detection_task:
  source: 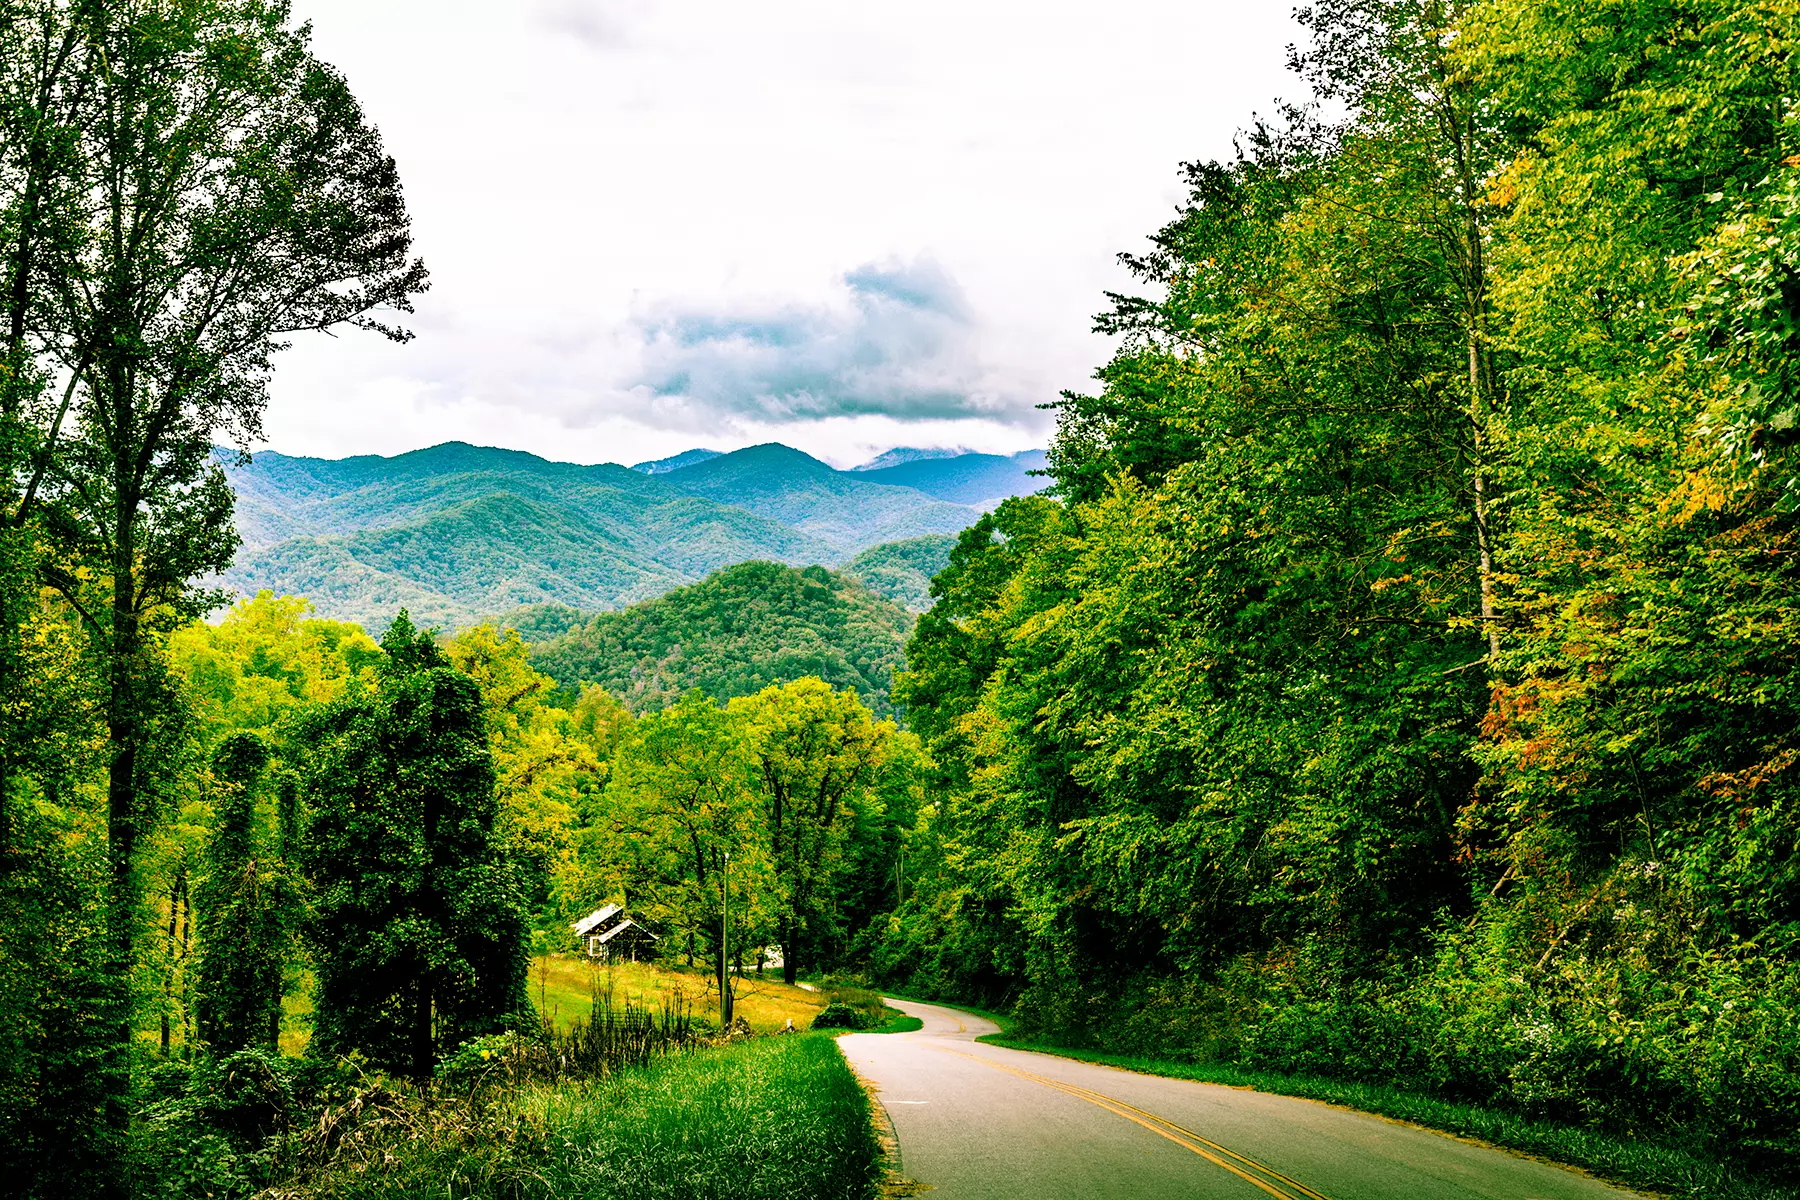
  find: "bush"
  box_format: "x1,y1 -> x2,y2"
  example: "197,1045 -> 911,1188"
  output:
810,1003 -> 870,1031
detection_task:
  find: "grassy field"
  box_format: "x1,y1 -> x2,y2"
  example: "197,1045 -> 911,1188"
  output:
977,1034 -> 1792,1200
529,955 -> 828,1034
281,1032 -> 882,1200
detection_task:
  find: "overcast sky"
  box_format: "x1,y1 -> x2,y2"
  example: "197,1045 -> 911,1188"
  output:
273,1 -> 1303,468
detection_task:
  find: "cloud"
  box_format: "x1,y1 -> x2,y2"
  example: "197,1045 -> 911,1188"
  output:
630,258 -> 1012,425
536,0 -> 642,49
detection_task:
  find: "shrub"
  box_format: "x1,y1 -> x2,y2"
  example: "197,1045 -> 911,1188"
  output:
810,1003 -> 870,1031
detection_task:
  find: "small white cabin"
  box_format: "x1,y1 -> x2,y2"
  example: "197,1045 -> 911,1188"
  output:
571,905 -> 660,962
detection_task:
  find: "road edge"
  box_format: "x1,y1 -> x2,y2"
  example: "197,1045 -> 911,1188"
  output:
838,1033 -> 933,1197
973,1033 -> 1687,1200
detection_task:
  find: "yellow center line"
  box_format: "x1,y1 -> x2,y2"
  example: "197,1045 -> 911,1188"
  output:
930,1044 -> 1333,1200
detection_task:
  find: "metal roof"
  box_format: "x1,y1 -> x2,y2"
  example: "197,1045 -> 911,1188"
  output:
570,903 -> 623,936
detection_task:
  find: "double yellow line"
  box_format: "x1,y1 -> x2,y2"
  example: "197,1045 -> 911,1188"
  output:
932,1046 -> 1332,1200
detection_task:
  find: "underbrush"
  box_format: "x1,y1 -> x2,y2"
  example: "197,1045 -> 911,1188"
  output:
261,1034 -> 879,1200
130,986 -> 879,1200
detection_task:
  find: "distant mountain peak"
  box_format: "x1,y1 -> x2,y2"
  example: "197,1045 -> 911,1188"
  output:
631,448 -> 723,475
852,446 -> 972,471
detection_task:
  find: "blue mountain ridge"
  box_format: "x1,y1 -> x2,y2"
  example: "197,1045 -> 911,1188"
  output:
215,440 -> 1044,631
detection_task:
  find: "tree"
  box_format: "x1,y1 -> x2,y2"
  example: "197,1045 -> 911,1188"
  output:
446,622 -> 601,922
191,731 -> 296,1054
730,679 -> 894,985
302,613 -> 525,1077
0,0 -> 426,1132
603,691 -> 764,1023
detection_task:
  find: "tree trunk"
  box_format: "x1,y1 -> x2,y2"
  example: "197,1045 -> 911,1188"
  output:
103,550 -> 140,1169
414,978 -> 433,1079
1470,327 -> 1501,664
781,918 -> 798,986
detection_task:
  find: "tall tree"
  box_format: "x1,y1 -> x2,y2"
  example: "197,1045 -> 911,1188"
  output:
303,614 -> 525,1077
2,0 -> 424,1138
604,691 -> 763,1023
0,0 -> 94,869
730,679 -> 894,985
192,731 -> 296,1054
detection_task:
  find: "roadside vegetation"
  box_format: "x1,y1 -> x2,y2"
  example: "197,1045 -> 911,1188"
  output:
978,1033 -> 1778,1200
259,1033 -> 880,1200
868,3 -> 1800,1196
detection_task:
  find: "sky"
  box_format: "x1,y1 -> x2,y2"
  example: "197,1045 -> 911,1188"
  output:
273,1 -> 1304,469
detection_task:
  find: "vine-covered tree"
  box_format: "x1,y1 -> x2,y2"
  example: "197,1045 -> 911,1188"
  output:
302,614 -> 526,1077
192,732 -> 298,1054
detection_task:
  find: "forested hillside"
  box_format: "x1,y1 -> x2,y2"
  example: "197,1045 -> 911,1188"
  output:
842,534 -> 956,612
220,442 -> 1030,627
527,561 -> 913,714
874,0 -> 1800,1188
646,443 -> 984,553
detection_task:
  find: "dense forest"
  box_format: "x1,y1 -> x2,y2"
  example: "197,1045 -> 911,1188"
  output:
0,4 -> 912,1194
842,533 -> 956,612
874,0 -> 1800,1179
5,0 -> 1800,1197
525,561 -> 915,714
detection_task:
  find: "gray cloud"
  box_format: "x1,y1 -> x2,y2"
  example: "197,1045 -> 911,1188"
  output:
631,259 -> 1010,424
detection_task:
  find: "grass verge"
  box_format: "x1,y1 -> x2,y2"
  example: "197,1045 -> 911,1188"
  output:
976,1034 -> 1793,1200
528,955 -> 826,1034
272,1033 -> 881,1200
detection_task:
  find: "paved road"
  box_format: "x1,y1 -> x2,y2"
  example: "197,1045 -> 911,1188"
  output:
839,1000 -> 1648,1200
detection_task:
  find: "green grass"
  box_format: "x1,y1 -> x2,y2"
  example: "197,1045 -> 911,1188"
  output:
525,1033 -> 881,1199
865,1013 -> 923,1034
977,1034 -> 1795,1200
283,1032 -> 880,1199
527,955 -> 828,1034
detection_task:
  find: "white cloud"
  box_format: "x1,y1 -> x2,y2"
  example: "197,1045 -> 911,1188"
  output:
269,0 -> 1303,465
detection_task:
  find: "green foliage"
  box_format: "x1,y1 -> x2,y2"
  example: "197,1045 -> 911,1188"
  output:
874,0 -> 1800,1184
447,623 -> 613,924
0,795 -> 119,1199
265,1034 -> 881,1200
842,533 -> 955,612
809,1001 -> 869,1030
730,678 -> 908,982
302,612 -> 529,1076
192,733 -> 302,1055
530,561 -> 913,716
599,691 -> 763,1020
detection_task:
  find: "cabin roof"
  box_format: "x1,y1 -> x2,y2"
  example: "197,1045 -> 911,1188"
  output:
571,904 -> 623,936
595,918 -> 659,944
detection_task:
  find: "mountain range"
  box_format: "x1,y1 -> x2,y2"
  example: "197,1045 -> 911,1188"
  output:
219,442 -> 1042,631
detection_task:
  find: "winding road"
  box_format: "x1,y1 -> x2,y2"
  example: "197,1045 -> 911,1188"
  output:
839,1000 -> 1647,1200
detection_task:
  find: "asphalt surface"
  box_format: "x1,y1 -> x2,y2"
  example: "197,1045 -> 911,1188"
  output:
839,999 -> 1649,1200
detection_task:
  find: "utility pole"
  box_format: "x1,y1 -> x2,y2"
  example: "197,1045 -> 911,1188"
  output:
720,849 -> 733,1027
